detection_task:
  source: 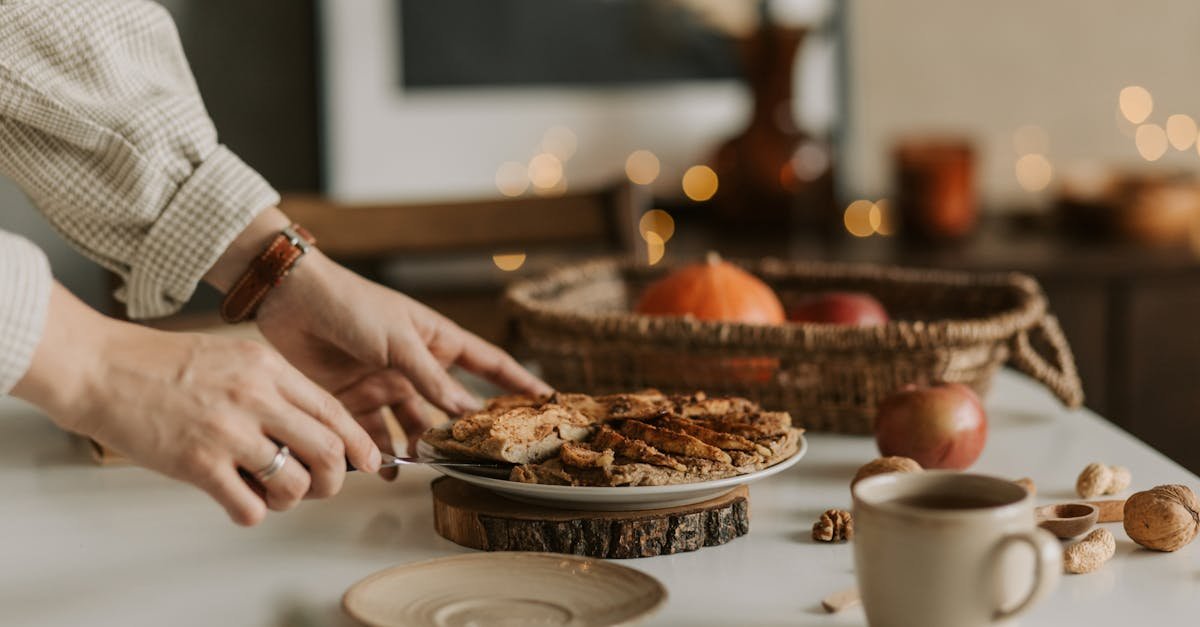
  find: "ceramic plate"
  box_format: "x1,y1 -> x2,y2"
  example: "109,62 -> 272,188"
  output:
418,435 -> 807,511
343,552 -> 666,627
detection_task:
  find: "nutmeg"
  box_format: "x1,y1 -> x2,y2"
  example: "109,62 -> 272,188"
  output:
1123,484 -> 1200,552
851,456 -> 923,490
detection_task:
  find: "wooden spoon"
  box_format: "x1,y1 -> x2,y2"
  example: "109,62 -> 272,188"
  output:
1035,502 -> 1098,538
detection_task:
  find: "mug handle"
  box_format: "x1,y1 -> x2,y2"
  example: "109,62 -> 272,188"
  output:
991,528 -> 1061,622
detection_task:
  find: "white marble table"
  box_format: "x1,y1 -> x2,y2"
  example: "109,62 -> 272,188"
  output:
1,369 -> 1197,626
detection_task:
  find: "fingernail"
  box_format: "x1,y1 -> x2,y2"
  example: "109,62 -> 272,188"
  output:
368,446 -> 383,472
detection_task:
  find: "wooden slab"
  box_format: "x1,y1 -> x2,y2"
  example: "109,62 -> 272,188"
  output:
431,477 -> 750,559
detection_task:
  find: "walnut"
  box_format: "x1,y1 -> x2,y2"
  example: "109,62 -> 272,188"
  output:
812,509 -> 854,543
851,456 -> 923,490
1064,528 -> 1116,574
1123,484 -> 1200,552
1076,463 -> 1132,498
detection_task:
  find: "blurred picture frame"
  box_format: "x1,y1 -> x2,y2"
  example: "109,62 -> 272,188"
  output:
317,0 -> 751,202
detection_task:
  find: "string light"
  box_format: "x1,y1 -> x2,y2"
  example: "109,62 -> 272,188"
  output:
492,253 -> 526,272
682,165 -> 719,201
528,153 -> 563,189
1166,114 -> 1197,150
624,150 -> 660,185
495,161 -> 529,197
1119,86 -> 1153,124
1015,154 -> 1054,192
644,231 -> 666,265
540,126 -> 578,161
1135,123 -> 1168,161
870,200 -> 894,236
843,200 -> 875,237
638,209 -> 675,243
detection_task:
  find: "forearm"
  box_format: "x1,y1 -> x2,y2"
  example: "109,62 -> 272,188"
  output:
202,206 -> 292,293
10,283 -> 114,430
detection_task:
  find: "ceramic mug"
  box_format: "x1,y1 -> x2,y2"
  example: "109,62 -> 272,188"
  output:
852,472 -> 1060,627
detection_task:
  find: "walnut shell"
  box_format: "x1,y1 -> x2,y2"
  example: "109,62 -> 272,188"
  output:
851,456 -> 923,490
1123,484 -> 1200,552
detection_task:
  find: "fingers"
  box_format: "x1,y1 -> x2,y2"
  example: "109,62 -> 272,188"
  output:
260,403 -> 348,499
391,394 -> 435,456
453,330 -> 554,396
356,407 -> 399,481
276,362 -> 381,473
394,331 -> 481,415
195,466 -> 267,527
240,438 -> 312,512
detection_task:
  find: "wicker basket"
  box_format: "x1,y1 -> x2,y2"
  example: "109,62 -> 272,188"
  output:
504,257 -> 1084,434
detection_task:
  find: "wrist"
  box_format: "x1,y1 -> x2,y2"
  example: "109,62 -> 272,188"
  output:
203,206 -> 292,293
10,285 -> 119,432
254,247 -> 339,327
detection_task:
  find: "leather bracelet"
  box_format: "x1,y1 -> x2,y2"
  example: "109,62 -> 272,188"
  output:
219,224 -> 316,323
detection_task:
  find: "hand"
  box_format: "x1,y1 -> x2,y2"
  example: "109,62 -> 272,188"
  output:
254,250 -> 553,462
12,285 -> 382,526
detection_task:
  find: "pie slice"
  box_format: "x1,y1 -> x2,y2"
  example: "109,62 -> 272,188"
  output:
422,405 -> 594,463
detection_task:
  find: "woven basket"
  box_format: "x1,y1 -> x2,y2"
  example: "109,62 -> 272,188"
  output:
503,257 -> 1084,434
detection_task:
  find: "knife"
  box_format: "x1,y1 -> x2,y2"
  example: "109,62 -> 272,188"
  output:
346,454 -> 513,475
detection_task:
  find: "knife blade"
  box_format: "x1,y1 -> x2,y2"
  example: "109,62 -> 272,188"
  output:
346,454 -> 513,474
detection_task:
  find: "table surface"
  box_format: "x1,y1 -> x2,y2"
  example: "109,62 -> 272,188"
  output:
2,369 -> 1197,627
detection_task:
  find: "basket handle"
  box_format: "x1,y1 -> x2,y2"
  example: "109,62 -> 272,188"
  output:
1009,314 -> 1085,408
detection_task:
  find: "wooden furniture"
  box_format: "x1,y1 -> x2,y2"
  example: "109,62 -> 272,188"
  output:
280,184 -> 646,261
431,478 -> 749,559
3,370 -> 1198,625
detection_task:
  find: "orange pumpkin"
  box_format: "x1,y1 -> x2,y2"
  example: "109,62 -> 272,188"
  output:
635,252 -> 785,323
635,253 -> 784,386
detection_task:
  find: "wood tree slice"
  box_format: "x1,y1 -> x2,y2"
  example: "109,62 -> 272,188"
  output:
431,477 -> 750,559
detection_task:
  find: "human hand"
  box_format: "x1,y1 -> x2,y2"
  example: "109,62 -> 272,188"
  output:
254,251 -> 553,463
12,285 -> 382,525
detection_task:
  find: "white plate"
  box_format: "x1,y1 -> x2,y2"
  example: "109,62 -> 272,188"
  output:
418,435 -> 807,511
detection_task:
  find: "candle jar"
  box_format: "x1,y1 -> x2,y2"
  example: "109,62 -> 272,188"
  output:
893,139 -> 977,242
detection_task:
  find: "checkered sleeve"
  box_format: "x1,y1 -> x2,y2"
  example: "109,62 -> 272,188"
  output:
0,0 -> 280,318
0,230 -> 52,395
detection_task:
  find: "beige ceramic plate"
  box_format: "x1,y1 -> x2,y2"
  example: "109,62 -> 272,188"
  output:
343,552 -> 667,627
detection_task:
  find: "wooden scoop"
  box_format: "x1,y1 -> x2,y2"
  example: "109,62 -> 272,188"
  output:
1035,502 -> 1098,538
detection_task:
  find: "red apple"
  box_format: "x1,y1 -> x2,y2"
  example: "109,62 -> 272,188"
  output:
873,383 -> 987,470
787,292 -> 889,326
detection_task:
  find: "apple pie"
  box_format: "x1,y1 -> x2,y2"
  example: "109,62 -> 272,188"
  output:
421,390 -> 802,486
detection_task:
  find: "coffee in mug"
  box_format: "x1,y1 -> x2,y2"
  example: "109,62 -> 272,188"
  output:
852,472 -> 1060,627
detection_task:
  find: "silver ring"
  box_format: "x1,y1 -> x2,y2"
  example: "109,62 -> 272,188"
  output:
254,445 -> 290,483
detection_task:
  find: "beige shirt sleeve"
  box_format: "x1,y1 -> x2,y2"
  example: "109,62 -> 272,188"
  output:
0,230 -> 52,394
0,0 -> 280,319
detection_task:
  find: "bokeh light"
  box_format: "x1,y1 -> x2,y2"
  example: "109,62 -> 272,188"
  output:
540,126 -> 578,161
1119,86 -> 1154,124
791,142 -> 830,182
492,253 -> 526,272
682,165 -> 719,201
1015,154 -> 1054,192
638,209 -> 675,243
1166,114 -> 1198,150
528,153 -> 563,189
870,199 -> 894,236
644,231 -> 666,265
624,150 -> 661,185
1135,123 -> 1168,161
1013,125 -> 1049,155
495,161 -> 530,197
843,200 -> 875,237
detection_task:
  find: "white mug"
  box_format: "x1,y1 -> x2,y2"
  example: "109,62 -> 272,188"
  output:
852,472 -> 1060,627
